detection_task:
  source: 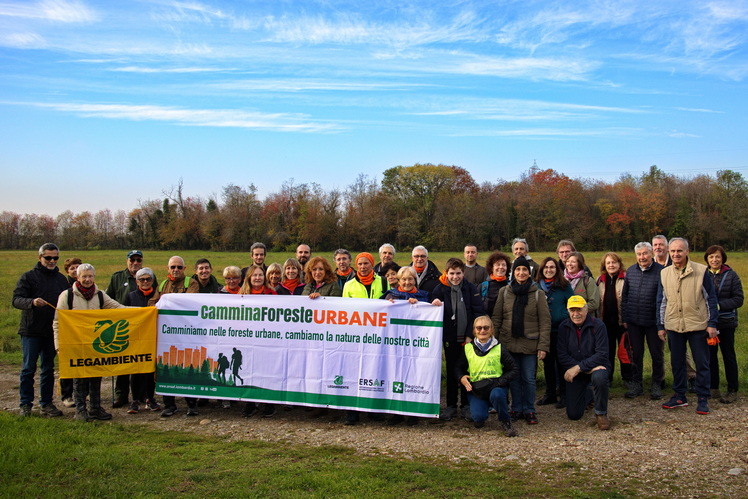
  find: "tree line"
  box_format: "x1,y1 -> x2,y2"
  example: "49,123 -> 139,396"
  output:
2,165 -> 747,253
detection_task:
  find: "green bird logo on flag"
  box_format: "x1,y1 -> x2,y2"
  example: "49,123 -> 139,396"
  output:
92,319 -> 130,354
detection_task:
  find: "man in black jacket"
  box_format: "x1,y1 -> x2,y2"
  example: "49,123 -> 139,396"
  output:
557,295 -> 611,430
13,243 -> 69,417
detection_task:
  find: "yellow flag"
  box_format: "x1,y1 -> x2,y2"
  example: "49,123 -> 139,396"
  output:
58,307 -> 157,379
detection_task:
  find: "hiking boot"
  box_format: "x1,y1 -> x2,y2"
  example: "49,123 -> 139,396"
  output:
344,411 -> 359,426
662,395 -> 688,409
554,396 -> 566,409
650,382 -> 663,400
61,397 -> 75,408
111,398 -> 128,409
461,406 -> 473,422
439,406 -> 457,421
500,419 -> 518,437
720,390 -> 738,404
89,407 -> 112,420
406,416 -> 419,426
696,396 -> 710,415
262,404 -> 276,418
186,407 -> 198,416
473,420 -> 485,429
624,383 -> 643,399
127,402 -> 139,414
710,389 -> 722,400
145,399 -> 161,411
525,412 -> 538,425
387,415 -> 405,426
160,405 -> 178,417
40,403 -> 63,417
74,410 -> 91,422
596,413 -> 611,430
20,404 -> 32,417
537,393 -> 557,405
242,403 -> 258,418
509,410 -> 524,421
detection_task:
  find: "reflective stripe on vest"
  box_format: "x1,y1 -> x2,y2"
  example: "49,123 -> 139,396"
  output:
464,343 -> 503,382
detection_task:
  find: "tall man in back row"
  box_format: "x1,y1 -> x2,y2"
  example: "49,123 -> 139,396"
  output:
657,237 -> 718,415
13,243 -> 69,417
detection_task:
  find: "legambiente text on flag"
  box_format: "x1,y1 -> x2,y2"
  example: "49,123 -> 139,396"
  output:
155,294 -> 444,417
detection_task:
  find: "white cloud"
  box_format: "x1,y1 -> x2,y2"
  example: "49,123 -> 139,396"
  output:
0,32 -> 44,47
24,102 -> 342,133
0,0 -> 96,22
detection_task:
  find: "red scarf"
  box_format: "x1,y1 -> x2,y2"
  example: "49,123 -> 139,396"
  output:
282,278 -> 300,293
491,275 -> 507,282
140,287 -> 154,297
397,286 -> 417,294
75,281 -> 96,301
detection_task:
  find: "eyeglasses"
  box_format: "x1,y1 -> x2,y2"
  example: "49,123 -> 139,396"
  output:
137,277 -> 153,282
169,266 -> 184,270
42,256 -> 59,261
129,257 -> 143,263
225,277 -> 240,281
475,326 -> 491,331
413,255 -> 427,259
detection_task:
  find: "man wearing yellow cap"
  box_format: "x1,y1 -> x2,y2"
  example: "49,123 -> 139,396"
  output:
557,295 -> 611,430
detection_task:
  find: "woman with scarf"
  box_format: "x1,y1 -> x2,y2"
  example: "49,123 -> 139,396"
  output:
431,258 -> 486,422
536,257 -> 575,408
491,256 -> 551,424
220,266 -> 242,294
479,251 -> 511,314
704,245 -> 744,404
275,258 -> 304,296
123,267 -> 161,414
53,263 -> 124,422
596,252 -> 632,389
564,252 -> 600,314
302,257 -> 343,298
240,265 -> 278,295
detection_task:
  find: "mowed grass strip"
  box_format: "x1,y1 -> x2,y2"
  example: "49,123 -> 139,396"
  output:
0,413 -> 633,498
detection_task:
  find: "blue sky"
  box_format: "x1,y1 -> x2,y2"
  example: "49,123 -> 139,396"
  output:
2,0 -> 747,216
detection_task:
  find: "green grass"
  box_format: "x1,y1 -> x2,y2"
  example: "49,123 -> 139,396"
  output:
0,412 -> 632,498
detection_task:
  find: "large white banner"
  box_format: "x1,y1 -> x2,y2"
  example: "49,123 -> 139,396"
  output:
155,294 -> 443,417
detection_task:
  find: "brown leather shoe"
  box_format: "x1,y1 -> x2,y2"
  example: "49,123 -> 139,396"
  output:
596,413 -> 610,430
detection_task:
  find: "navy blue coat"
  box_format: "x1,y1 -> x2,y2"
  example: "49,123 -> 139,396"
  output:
431,279 -> 486,343
621,261 -> 664,327
557,315 -> 611,372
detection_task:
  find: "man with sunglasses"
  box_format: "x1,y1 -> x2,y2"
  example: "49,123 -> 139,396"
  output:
13,243 -> 69,417
105,250 -> 155,408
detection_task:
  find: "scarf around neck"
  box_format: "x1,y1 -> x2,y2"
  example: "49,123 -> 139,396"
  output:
75,281 -> 96,301
510,279 -> 533,338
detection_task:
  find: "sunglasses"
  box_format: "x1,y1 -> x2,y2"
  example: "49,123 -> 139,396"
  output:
129,257 -> 143,263
137,277 -> 153,282
475,325 -> 491,331
42,256 -> 59,261
169,265 -> 184,270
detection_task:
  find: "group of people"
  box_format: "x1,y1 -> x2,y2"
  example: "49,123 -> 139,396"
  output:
13,235 -> 742,434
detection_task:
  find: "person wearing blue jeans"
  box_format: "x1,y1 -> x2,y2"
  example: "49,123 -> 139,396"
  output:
557,295 -> 611,430
457,315 -> 519,437
13,243 -> 69,417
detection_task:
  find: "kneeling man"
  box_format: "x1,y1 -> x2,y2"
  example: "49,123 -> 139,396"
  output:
557,295 -> 611,430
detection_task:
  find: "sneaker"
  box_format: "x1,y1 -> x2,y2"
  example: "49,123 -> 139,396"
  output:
145,399 -> 161,411
696,396 -> 710,415
74,410 -> 91,422
509,410 -> 524,421
111,398 -> 128,409
61,397 -> 75,408
89,407 -> 113,420
473,420 -> 485,429
625,384 -> 643,399
20,404 -> 32,417
387,415 -> 405,426
461,406 -> 473,422
662,395 -> 688,409
710,389 -> 722,400
554,397 -> 566,409
40,403 -> 63,417
222,400 -> 231,409
127,401 -> 139,414
439,406 -> 457,421
160,406 -> 178,417
406,416 -> 419,426
650,382 -> 663,400
500,419 -> 518,437
186,407 -> 199,416
262,405 -> 276,418
596,413 -> 611,430
242,403 -> 258,418
344,412 -> 359,426
537,393 -> 557,405
721,390 -> 738,404
525,412 -> 538,424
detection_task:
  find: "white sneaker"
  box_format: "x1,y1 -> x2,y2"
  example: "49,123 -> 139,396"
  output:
62,397 -> 75,408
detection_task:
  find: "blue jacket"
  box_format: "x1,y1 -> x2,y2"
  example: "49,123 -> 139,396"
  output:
557,315 -> 611,372
621,261 -> 663,327
538,280 -> 575,332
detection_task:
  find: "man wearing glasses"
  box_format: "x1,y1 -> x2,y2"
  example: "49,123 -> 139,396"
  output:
409,245 -> 441,295
13,243 -> 69,417
106,250 -> 154,407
